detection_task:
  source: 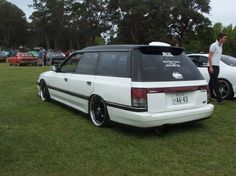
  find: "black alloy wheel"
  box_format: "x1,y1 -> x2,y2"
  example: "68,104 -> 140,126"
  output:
40,80 -> 50,101
213,79 -> 233,99
89,95 -> 110,127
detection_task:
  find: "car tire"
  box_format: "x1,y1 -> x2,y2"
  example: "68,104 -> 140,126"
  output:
39,80 -> 50,101
89,95 -> 110,127
213,79 -> 233,99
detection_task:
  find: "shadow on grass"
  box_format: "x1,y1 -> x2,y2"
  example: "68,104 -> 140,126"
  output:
46,99 -> 209,137
111,120 -> 207,137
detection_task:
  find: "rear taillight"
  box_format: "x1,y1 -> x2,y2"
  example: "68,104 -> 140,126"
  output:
131,88 -> 147,108
197,85 -> 210,103
131,85 -> 209,107
147,85 -> 208,93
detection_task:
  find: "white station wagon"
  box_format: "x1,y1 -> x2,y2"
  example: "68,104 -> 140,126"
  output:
37,45 -> 214,128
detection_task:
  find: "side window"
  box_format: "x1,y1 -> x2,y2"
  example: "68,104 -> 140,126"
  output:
189,56 -> 208,68
60,53 -> 82,73
199,56 -> 208,67
76,52 -> 99,75
189,56 -> 201,67
97,52 -> 129,77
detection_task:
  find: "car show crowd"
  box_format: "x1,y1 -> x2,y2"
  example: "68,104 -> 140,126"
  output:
0,46 -> 71,66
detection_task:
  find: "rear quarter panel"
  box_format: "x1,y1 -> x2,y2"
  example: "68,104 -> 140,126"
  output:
93,76 -> 132,106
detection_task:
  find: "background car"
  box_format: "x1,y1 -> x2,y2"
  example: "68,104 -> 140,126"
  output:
8,52 -> 38,66
29,50 -> 39,58
0,51 -> 7,62
46,50 -> 66,65
187,53 -> 236,99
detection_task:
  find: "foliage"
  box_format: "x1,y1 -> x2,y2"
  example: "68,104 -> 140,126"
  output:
1,0 -> 236,56
221,24 -> 236,56
0,63 -> 236,175
108,0 -> 212,45
30,0 -> 111,49
27,0 -> 216,49
184,22 -> 236,55
169,0 -> 213,52
0,0 -> 27,48
30,0 -> 65,49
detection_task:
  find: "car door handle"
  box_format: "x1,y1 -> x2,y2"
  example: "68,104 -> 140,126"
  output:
64,78 -> 68,82
86,81 -> 92,86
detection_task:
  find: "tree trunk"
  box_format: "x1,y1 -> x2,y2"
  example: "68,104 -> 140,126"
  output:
54,32 -> 58,50
69,37 -> 73,50
44,33 -> 50,50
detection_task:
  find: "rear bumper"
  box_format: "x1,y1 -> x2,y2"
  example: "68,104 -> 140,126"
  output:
107,104 -> 214,128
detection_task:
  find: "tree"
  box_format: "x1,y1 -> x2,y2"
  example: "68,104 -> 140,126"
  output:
30,0 -> 51,49
0,0 -> 27,48
30,0 -> 66,49
108,0 -> 213,48
218,24 -> 236,56
76,0 -> 112,47
108,0 -> 150,44
30,0 -> 111,49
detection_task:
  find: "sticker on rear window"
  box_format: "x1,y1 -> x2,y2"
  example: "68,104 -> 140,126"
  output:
163,60 -> 180,67
172,72 -> 183,79
162,52 -> 173,56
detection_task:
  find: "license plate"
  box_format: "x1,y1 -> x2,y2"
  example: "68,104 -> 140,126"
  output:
172,93 -> 188,105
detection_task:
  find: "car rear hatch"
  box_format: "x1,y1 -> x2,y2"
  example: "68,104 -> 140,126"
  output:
131,46 -> 208,113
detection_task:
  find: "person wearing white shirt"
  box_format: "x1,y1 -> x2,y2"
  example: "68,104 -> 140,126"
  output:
208,33 -> 227,104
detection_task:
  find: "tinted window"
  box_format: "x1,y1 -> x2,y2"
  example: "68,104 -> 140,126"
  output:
76,52 -> 99,75
188,55 -> 208,67
221,55 -> 236,67
60,53 -> 82,73
97,52 -> 130,77
133,48 -> 203,81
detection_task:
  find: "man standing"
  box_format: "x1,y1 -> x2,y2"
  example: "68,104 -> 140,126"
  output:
208,33 -> 227,104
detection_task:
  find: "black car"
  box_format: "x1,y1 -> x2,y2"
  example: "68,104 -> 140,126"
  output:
47,50 -> 66,65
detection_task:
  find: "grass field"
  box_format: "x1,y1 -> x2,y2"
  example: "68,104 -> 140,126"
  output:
0,63 -> 236,176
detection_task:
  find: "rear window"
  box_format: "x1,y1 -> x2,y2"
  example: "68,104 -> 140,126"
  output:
221,55 -> 236,67
132,47 -> 204,81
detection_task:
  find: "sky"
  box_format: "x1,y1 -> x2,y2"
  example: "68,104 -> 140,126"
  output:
6,0 -> 236,26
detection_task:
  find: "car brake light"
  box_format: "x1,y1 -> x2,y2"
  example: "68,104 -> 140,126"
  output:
131,88 -> 147,108
131,85 -> 208,107
147,85 -> 207,93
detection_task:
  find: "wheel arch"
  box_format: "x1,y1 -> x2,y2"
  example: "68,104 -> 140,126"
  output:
39,79 -> 51,101
218,78 -> 234,99
88,94 -> 110,127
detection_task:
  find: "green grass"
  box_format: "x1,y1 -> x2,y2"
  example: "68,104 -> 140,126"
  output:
0,63 -> 236,176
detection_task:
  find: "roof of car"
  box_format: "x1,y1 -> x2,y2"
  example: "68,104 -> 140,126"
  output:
80,45 -> 147,51
77,44 -> 184,53
187,53 -> 234,58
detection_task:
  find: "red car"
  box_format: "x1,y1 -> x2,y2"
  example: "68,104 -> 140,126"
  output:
8,52 -> 38,66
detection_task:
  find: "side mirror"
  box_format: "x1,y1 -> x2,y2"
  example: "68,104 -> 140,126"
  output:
51,65 -> 59,72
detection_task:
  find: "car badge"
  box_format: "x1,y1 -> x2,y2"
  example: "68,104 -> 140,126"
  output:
172,72 -> 183,79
